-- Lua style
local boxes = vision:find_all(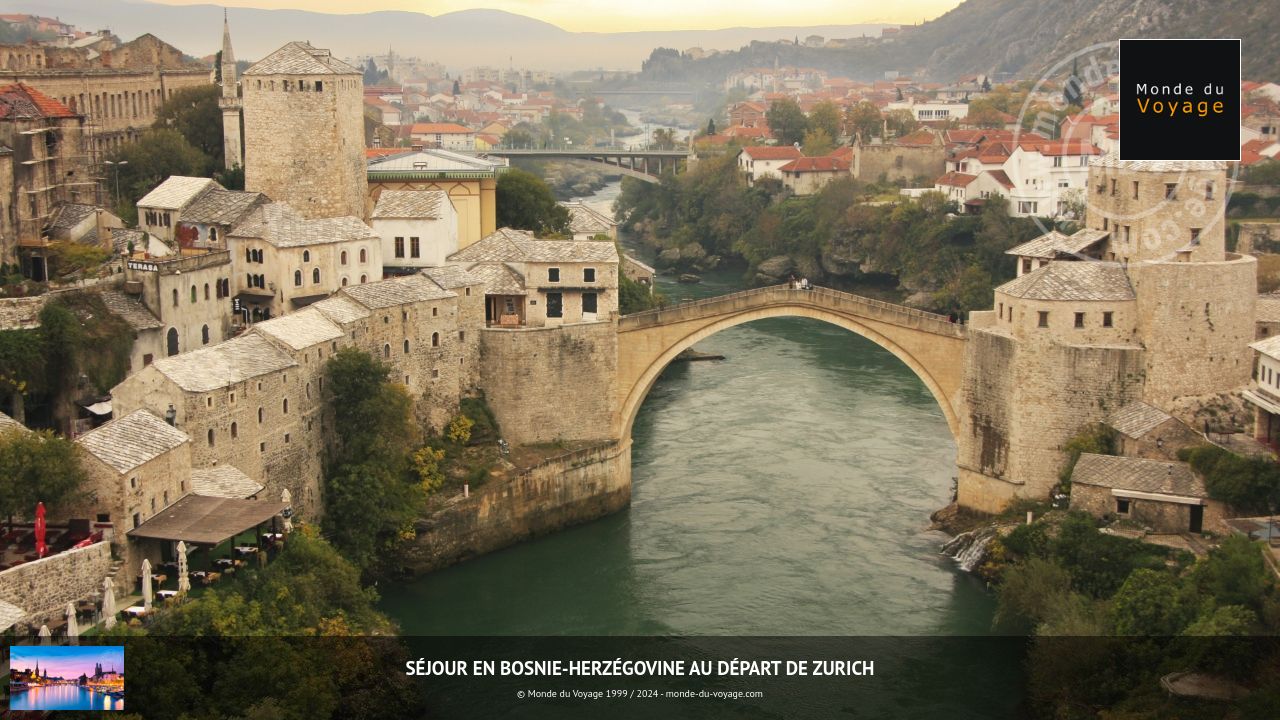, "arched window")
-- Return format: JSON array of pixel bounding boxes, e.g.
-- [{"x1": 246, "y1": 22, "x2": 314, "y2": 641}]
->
[
  {"x1": 207, "y1": 429, "x2": 215, "y2": 446},
  {"x1": 210, "y1": 227, "x2": 218, "y2": 242},
  {"x1": 312, "y1": 268, "x2": 320, "y2": 284},
  {"x1": 341, "y1": 277, "x2": 348, "y2": 286},
  {"x1": 432, "y1": 332, "x2": 440, "y2": 347},
  {"x1": 246, "y1": 248, "x2": 252, "y2": 263},
  {"x1": 294, "y1": 270, "x2": 302, "y2": 286},
  {"x1": 246, "y1": 273, "x2": 252, "y2": 287},
  {"x1": 190, "y1": 285, "x2": 197, "y2": 303},
  {"x1": 359, "y1": 248, "x2": 367, "y2": 263},
  {"x1": 383, "y1": 344, "x2": 391, "y2": 358},
  {"x1": 303, "y1": 250, "x2": 310, "y2": 262},
  {"x1": 282, "y1": 398, "x2": 289, "y2": 414},
  {"x1": 340, "y1": 251, "x2": 347, "y2": 265},
  {"x1": 403, "y1": 339, "x2": 410, "y2": 354},
  {"x1": 231, "y1": 422, "x2": 238, "y2": 439},
  {"x1": 166, "y1": 328, "x2": 179, "y2": 356},
  {"x1": 257, "y1": 407, "x2": 263, "y2": 423},
  {"x1": 360, "y1": 274, "x2": 368, "y2": 283},
  {"x1": 201, "y1": 324, "x2": 210, "y2": 345},
  {"x1": 204, "y1": 283, "x2": 210, "y2": 300},
  {"x1": 172, "y1": 289, "x2": 179, "y2": 307}
]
